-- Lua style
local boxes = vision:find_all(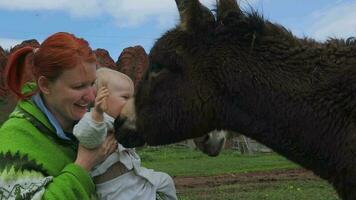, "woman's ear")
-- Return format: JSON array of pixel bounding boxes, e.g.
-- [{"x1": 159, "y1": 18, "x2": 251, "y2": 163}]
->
[{"x1": 37, "y1": 76, "x2": 51, "y2": 95}]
